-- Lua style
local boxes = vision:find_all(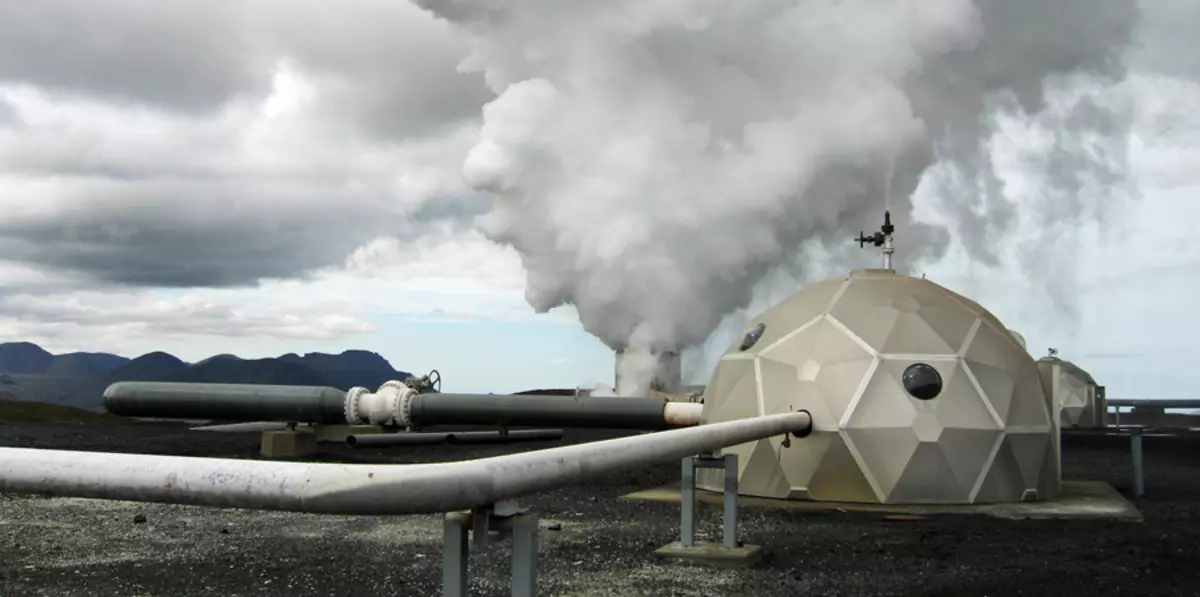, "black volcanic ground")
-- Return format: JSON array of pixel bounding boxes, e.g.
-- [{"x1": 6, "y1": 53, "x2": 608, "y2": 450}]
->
[{"x1": 2, "y1": 420, "x2": 1199, "y2": 597}]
